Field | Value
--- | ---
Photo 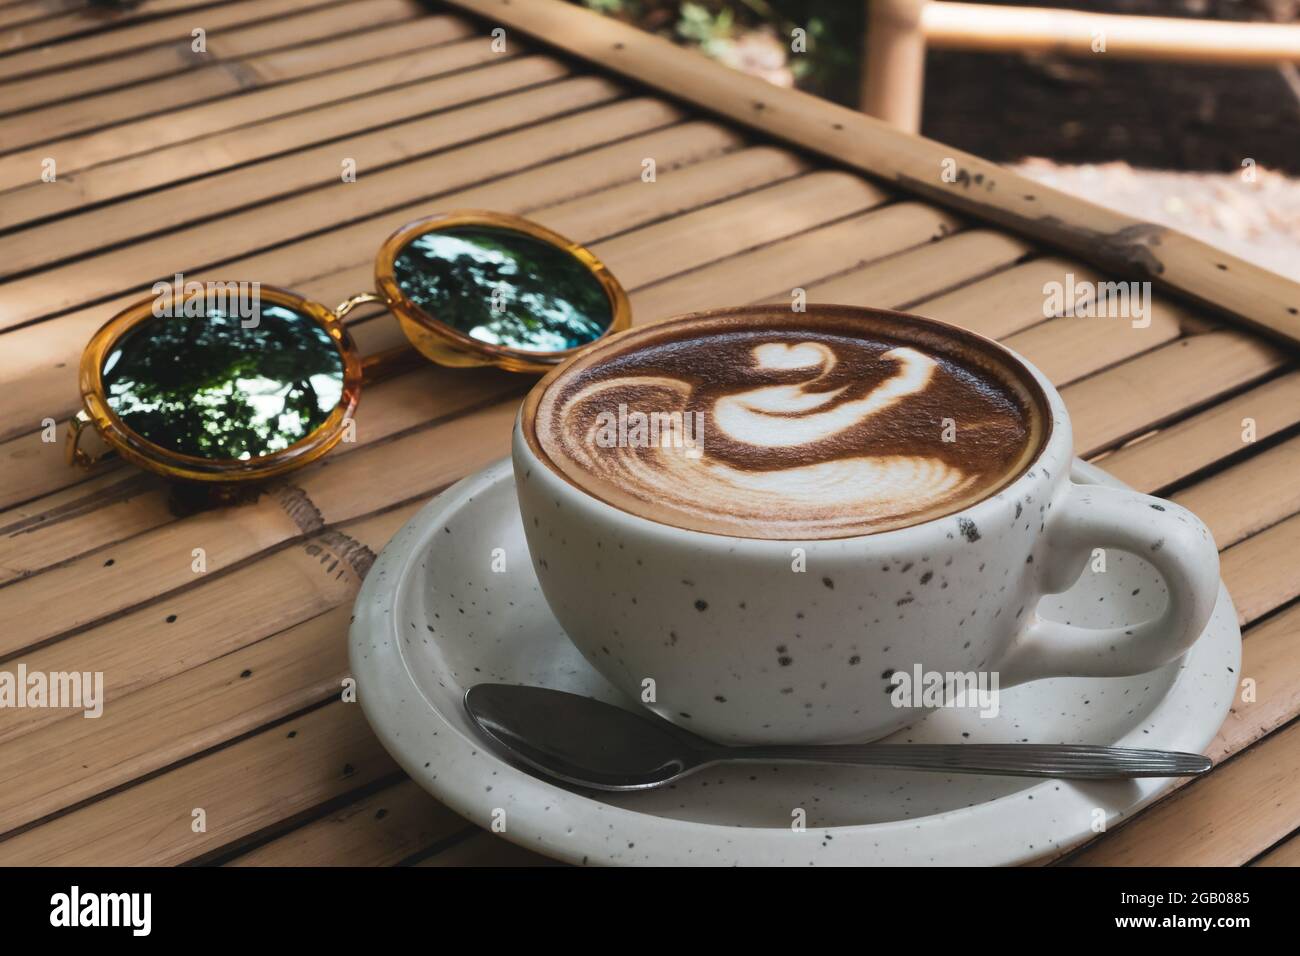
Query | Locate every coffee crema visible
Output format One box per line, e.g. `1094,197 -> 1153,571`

526,306 -> 1049,540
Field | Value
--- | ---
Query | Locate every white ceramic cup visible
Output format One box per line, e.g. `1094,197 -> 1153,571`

512,306 -> 1221,745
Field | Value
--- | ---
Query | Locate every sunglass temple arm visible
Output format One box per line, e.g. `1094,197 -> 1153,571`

66,410 -> 113,467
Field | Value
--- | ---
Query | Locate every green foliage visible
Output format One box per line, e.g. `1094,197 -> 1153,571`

576,0 -> 863,105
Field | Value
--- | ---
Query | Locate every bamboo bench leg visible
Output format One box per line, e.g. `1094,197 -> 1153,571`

861,0 -> 929,134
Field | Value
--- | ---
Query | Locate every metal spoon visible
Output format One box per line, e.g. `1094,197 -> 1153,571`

464,683 -> 1212,791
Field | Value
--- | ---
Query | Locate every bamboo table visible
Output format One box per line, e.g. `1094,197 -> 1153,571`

1,0 -> 1297,867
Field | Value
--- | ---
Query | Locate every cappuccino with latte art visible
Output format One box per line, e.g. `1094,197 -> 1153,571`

528,306 -> 1049,539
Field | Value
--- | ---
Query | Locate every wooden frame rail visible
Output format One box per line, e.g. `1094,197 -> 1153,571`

863,1 -> 1300,132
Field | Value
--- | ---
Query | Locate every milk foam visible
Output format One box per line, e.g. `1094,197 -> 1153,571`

532,312 -> 1043,539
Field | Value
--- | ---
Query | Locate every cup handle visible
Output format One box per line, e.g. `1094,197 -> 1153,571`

999,481 -> 1220,686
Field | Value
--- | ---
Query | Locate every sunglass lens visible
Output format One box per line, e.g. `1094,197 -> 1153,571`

392,225 -> 614,353
101,301 -> 345,461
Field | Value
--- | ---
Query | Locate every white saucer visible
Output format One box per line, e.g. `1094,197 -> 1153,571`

350,458 -> 1240,865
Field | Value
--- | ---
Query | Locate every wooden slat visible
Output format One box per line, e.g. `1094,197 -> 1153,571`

1064,720 -> 1300,866
1097,371 -> 1300,494
0,503 -> 416,749
1219,513 -> 1300,627
1000,306 -> 1185,386
228,781 -> 464,866
0,64 -> 610,277
1059,331 -> 1287,457
0,16 -> 483,231
0,0 -> 332,79
4,2 -> 427,147
0,13 -> 480,187
0,606 -> 351,834
791,230 -> 1033,313
0,701 -> 397,865
0,2 -> 90,32
0,398 -> 518,661
414,832 -> 555,867
593,170 -> 889,291
0,0 -> 423,116
0,508 -> 424,833
1253,832 -> 1300,866
0,95 -> 689,327
1208,602 -> 1300,762
439,0 -> 1300,347
1172,435 -> 1300,550
629,202 -> 960,322
1,0 -> 221,53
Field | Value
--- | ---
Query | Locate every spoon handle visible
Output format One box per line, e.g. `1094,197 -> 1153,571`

718,743 -> 1211,778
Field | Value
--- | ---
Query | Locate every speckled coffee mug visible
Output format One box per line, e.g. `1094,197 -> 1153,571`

512,308 -> 1221,745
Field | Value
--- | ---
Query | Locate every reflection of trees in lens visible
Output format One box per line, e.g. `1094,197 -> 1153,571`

102,305 -> 344,461
393,226 -> 612,352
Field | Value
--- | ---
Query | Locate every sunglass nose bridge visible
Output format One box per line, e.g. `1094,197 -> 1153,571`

333,291 -> 386,321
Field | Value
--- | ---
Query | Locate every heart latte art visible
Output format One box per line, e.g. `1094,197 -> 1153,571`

530,309 -> 1047,539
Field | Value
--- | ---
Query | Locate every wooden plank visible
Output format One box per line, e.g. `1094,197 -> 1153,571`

919,258 -> 1085,339
0,17 -> 482,231
0,0 -> 332,78
593,170 -> 889,291
1207,602 -> 1300,762
629,202 -> 960,323
1253,832 -> 1300,866
1059,331 -> 1287,457
1218,512 -> 1300,627
1001,306 -> 1185,387
415,832 -> 556,867
0,13 -> 480,187
0,0 -> 422,115
1096,371 -> 1300,494
0,504 -> 415,750
1,0 -> 221,53
0,701 -> 397,865
0,508 -> 432,834
438,0 -> 1300,348
227,781 -> 464,866
0,398 -> 518,660
0,2 -> 90,32
1,0 -> 428,145
0,65 -> 611,277
1064,720 -> 1300,866
0,96 -> 689,327
0,605 -> 352,834
1172,435 -> 1300,551
788,230 -> 1033,314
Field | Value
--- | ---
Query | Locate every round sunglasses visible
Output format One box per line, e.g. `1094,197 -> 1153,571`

67,210 -> 631,485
